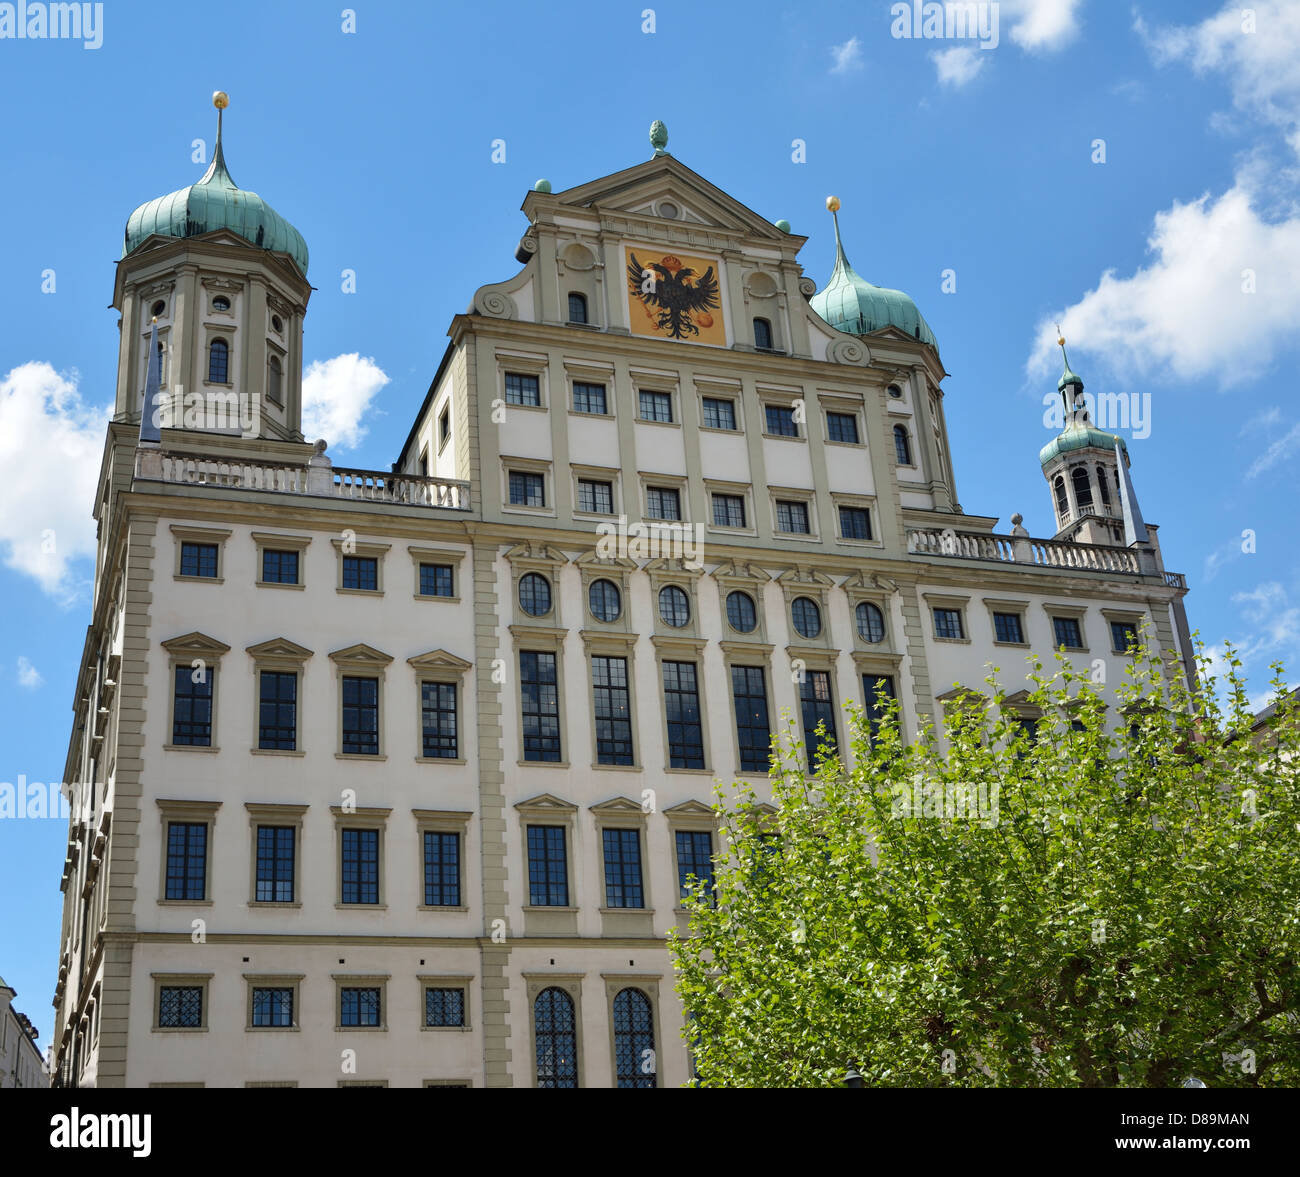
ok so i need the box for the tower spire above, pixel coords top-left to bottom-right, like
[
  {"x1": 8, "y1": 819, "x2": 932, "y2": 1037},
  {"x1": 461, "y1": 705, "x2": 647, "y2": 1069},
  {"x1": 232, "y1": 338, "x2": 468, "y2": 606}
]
[
  {"x1": 200, "y1": 90, "x2": 235, "y2": 187},
  {"x1": 826, "y1": 195, "x2": 850, "y2": 276}
]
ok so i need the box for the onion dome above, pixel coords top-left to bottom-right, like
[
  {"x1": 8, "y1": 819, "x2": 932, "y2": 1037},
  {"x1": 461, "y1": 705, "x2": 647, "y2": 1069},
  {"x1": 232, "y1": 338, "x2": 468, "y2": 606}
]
[
  {"x1": 123, "y1": 92, "x2": 308, "y2": 277},
  {"x1": 809, "y1": 196, "x2": 937, "y2": 350},
  {"x1": 1039, "y1": 335, "x2": 1127, "y2": 465}
]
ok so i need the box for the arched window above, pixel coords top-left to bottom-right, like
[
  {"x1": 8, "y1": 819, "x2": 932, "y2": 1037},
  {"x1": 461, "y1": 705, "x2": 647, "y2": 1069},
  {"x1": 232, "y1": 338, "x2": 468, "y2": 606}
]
[
  {"x1": 753, "y1": 317, "x2": 773, "y2": 350},
  {"x1": 893, "y1": 425, "x2": 912, "y2": 465},
  {"x1": 791, "y1": 597, "x2": 821, "y2": 639},
  {"x1": 1071, "y1": 466, "x2": 1093, "y2": 509},
  {"x1": 267, "y1": 355, "x2": 282, "y2": 404},
  {"x1": 725, "y1": 590, "x2": 757, "y2": 634},
  {"x1": 518, "y1": 572, "x2": 552, "y2": 617},
  {"x1": 612, "y1": 988, "x2": 656, "y2": 1088},
  {"x1": 207, "y1": 338, "x2": 229, "y2": 384},
  {"x1": 856, "y1": 602, "x2": 885, "y2": 643},
  {"x1": 588, "y1": 578, "x2": 621, "y2": 622},
  {"x1": 658, "y1": 585, "x2": 690, "y2": 628},
  {"x1": 568, "y1": 292, "x2": 588, "y2": 325},
  {"x1": 1054, "y1": 475, "x2": 1068, "y2": 516},
  {"x1": 534, "y1": 987, "x2": 577, "y2": 1088},
  {"x1": 1096, "y1": 463, "x2": 1111, "y2": 505}
]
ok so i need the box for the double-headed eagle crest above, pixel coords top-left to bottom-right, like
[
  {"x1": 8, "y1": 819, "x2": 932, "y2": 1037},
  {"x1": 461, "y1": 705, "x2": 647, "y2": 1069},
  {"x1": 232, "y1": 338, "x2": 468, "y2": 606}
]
[{"x1": 627, "y1": 252, "x2": 720, "y2": 340}]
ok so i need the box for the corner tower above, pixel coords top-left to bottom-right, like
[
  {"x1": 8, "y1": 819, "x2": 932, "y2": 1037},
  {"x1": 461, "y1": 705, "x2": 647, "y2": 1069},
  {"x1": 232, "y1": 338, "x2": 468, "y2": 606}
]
[{"x1": 111, "y1": 92, "x2": 312, "y2": 444}]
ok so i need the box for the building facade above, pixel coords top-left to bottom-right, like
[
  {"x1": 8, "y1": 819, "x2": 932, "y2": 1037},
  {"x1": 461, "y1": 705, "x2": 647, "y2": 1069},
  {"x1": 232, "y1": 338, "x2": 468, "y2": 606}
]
[
  {"x1": 49, "y1": 104, "x2": 1193, "y2": 1088},
  {"x1": 1, "y1": 976, "x2": 47, "y2": 1088}
]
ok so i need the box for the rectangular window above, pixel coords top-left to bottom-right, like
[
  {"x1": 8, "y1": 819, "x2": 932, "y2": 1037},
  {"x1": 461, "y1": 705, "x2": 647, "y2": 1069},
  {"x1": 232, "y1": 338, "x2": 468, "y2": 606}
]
[
  {"x1": 775, "y1": 500, "x2": 810, "y2": 534},
  {"x1": 526, "y1": 825, "x2": 569, "y2": 906},
  {"x1": 731, "y1": 664, "x2": 772, "y2": 773},
  {"x1": 342, "y1": 556, "x2": 378, "y2": 591},
  {"x1": 261, "y1": 549, "x2": 299, "y2": 585},
  {"x1": 165, "y1": 822, "x2": 207, "y2": 901},
  {"x1": 1111, "y1": 620, "x2": 1138, "y2": 653},
  {"x1": 255, "y1": 825, "x2": 295, "y2": 903},
  {"x1": 993, "y1": 612, "x2": 1025, "y2": 644},
  {"x1": 439, "y1": 405, "x2": 451, "y2": 448},
  {"x1": 712, "y1": 493, "x2": 746, "y2": 529},
  {"x1": 934, "y1": 608, "x2": 965, "y2": 640},
  {"x1": 662, "y1": 660, "x2": 704, "y2": 769},
  {"x1": 508, "y1": 471, "x2": 545, "y2": 507},
  {"x1": 800, "y1": 670, "x2": 838, "y2": 769},
  {"x1": 423, "y1": 831, "x2": 461, "y2": 907},
  {"x1": 258, "y1": 670, "x2": 297, "y2": 750},
  {"x1": 675, "y1": 830, "x2": 715, "y2": 902},
  {"x1": 340, "y1": 828, "x2": 380, "y2": 904},
  {"x1": 158, "y1": 986, "x2": 203, "y2": 1028},
  {"x1": 1053, "y1": 617, "x2": 1084, "y2": 649},
  {"x1": 419, "y1": 450, "x2": 429, "y2": 476},
  {"x1": 520, "y1": 651, "x2": 561, "y2": 762},
  {"x1": 172, "y1": 666, "x2": 213, "y2": 746},
  {"x1": 592, "y1": 655, "x2": 633, "y2": 766},
  {"x1": 601, "y1": 827, "x2": 644, "y2": 909},
  {"x1": 863, "y1": 674, "x2": 896, "y2": 739},
  {"x1": 418, "y1": 563, "x2": 454, "y2": 597},
  {"x1": 252, "y1": 987, "x2": 293, "y2": 1028},
  {"x1": 646, "y1": 486, "x2": 681, "y2": 521},
  {"x1": 340, "y1": 987, "x2": 381, "y2": 1028},
  {"x1": 638, "y1": 390, "x2": 673, "y2": 423},
  {"x1": 504, "y1": 372, "x2": 540, "y2": 407},
  {"x1": 826, "y1": 412, "x2": 860, "y2": 444},
  {"x1": 764, "y1": 405, "x2": 798, "y2": 437},
  {"x1": 341, "y1": 675, "x2": 379, "y2": 755},
  {"x1": 420, "y1": 681, "x2": 458, "y2": 759},
  {"x1": 572, "y1": 382, "x2": 607, "y2": 415},
  {"x1": 577, "y1": 479, "x2": 614, "y2": 515},
  {"x1": 179, "y1": 541, "x2": 218, "y2": 578},
  {"x1": 701, "y1": 397, "x2": 737, "y2": 430},
  {"x1": 425, "y1": 987, "x2": 466, "y2": 1028},
  {"x1": 838, "y1": 506, "x2": 871, "y2": 540}
]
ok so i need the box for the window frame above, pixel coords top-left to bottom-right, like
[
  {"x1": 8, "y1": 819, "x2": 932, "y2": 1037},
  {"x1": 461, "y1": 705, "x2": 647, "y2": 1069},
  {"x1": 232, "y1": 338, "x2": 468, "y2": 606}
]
[
  {"x1": 333, "y1": 974, "x2": 389, "y2": 1031},
  {"x1": 408, "y1": 648, "x2": 472, "y2": 765},
  {"x1": 413, "y1": 809, "x2": 472, "y2": 911},
  {"x1": 606, "y1": 980, "x2": 663, "y2": 1089},
  {"x1": 162, "y1": 632, "x2": 229, "y2": 753},
  {"x1": 636, "y1": 388, "x2": 675, "y2": 425},
  {"x1": 244, "y1": 973, "x2": 304, "y2": 1032},
  {"x1": 252, "y1": 531, "x2": 311, "y2": 590},
  {"x1": 502, "y1": 457, "x2": 553, "y2": 516},
  {"x1": 329, "y1": 643, "x2": 393, "y2": 760},
  {"x1": 331, "y1": 806, "x2": 392, "y2": 910},
  {"x1": 983, "y1": 599, "x2": 1030, "y2": 649},
  {"x1": 825, "y1": 409, "x2": 862, "y2": 446},
  {"x1": 419, "y1": 976, "x2": 473, "y2": 1032},
  {"x1": 152, "y1": 973, "x2": 212, "y2": 1032},
  {"x1": 157, "y1": 800, "x2": 219, "y2": 906},
  {"x1": 924, "y1": 593, "x2": 971, "y2": 644},
  {"x1": 245, "y1": 802, "x2": 308, "y2": 908},
  {"x1": 526, "y1": 976, "x2": 584, "y2": 1089},
  {"x1": 246, "y1": 637, "x2": 312, "y2": 757},
  {"x1": 331, "y1": 539, "x2": 391, "y2": 596},
  {"x1": 408, "y1": 546, "x2": 466, "y2": 602},
  {"x1": 171, "y1": 524, "x2": 231, "y2": 584}
]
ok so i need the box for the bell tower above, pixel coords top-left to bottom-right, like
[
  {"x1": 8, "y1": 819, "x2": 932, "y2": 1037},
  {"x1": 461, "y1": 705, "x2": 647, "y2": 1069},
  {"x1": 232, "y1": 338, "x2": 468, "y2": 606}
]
[{"x1": 111, "y1": 92, "x2": 312, "y2": 445}]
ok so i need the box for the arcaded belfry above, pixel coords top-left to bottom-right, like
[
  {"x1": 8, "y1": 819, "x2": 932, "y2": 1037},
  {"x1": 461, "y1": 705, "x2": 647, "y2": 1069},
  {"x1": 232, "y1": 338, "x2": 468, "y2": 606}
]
[{"x1": 51, "y1": 110, "x2": 1193, "y2": 1088}]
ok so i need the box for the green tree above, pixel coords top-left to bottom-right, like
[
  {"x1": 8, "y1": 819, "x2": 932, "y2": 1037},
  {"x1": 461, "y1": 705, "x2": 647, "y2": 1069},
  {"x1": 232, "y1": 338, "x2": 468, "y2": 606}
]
[{"x1": 671, "y1": 645, "x2": 1300, "y2": 1087}]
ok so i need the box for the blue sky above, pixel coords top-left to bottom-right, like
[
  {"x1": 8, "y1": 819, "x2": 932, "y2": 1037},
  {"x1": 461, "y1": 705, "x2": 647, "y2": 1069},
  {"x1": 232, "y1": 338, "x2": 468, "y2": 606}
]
[{"x1": 2, "y1": 0, "x2": 1298, "y2": 1050}]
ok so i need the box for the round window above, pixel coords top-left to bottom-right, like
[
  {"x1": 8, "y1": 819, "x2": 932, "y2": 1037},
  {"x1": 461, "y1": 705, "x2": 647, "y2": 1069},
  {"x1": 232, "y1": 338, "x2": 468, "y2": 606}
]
[
  {"x1": 271, "y1": 314, "x2": 283, "y2": 333},
  {"x1": 725, "y1": 590, "x2": 757, "y2": 634},
  {"x1": 887, "y1": 384, "x2": 903, "y2": 398},
  {"x1": 518, "y1": 572, "x2": 552, "y2": 617},
  {"x1": 212, "y1": 296, "x2": 231, "y2": 312},
  {"x1": 856, "y1": 602, "x2": 885, "y2": 643},
  {"x1": 588, "y1": 578, "x2": 621, "y2": 623},
  {"x1": 658, "y1": 200, "x2": 679, "y2": 220},
  {"x1": 791, "y1": 597, "x2": 822, "y2": 639},
  {"x1": 150, "y1": 300, "x2": 166, "y2": 318},
  {"x1": 658, "y1": 585, "x2": 690, "y2": 628}
]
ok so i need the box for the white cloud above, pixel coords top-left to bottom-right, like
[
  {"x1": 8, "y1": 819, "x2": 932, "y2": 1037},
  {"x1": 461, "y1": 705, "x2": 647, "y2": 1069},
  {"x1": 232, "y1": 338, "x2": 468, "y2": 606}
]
[
  {"x1": 1005, "y1": 0, "x2": 1084, "y2": 52},
  {"x1": 16, "y1": 656, "x2": 44, "y2": 690},
  {"x1": 830, "y1": 36, "x2": 863, "y2": 75},
  {"x1": 1201, "y1": 581, "x2": 1300, "y2": 706},
  {"x1": 1137, "y1": 1, "x2": 1300, "y2": 157},
  {"x1": 0, "y1": 363, "x2": 108, "y2": 603},
  {"x1": 301, "y1": 354, "x2": 390, "y2": 452},
  {"x1": 1028, "y1": 175, "x2": 1300, "y2": 387},
  {"x1": 931, "y1": 46, "x2": 985, "y2": 88},
  {"x1": 1203, "y1": 535, "x2": 1247, "y2": 582},
  {"x1": 1246, "y1": 420, "x2": 1300, "y2": 479},
  {"x1": 1240, "y1": 405, "x2": 1281, "y2": 434}
]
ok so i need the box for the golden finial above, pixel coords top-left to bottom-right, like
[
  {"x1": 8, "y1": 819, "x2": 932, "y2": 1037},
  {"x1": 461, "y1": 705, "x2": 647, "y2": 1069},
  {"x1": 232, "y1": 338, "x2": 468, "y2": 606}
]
[
  {"x1": 213, "y1": 91, "x2": 229, "y2": 110},
  {"x1": 151, "y1": 316, "x2": 158, "y2": 324},
  {"x1": 826, "y1": 195, "x2": 841, "y2": 212},
  {"x1": 1056, "y1": 322, "x2": 1066, "y2": 348}
]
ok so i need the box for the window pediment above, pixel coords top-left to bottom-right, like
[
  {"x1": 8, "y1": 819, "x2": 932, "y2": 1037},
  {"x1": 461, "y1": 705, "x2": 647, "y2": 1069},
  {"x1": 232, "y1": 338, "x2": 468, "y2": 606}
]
[{"x1": 161, "y1": 632, "x2": 231, "y2": 657}]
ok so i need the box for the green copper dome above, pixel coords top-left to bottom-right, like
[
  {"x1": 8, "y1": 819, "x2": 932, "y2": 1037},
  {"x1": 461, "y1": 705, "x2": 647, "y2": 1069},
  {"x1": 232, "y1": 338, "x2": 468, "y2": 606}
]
[
  {"x1": 809, "y1": 206, "x2": 937, "y2": 350},
  {"x1": 123, "y1": 113, "x2": 308, "y2": 277},
  {"x1": 1039, "y1": 422, "x2": 1128, "y2": 466}
]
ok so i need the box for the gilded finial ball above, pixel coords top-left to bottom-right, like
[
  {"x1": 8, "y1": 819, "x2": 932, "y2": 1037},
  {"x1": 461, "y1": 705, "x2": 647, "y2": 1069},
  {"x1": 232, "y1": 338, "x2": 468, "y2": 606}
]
[
  {"x1": 212, "y1": 91, "x2": 229, "y2": 110},
  {"x1": 826, "y1": 195, "x2": 841, "y2": 212},
  {"x1": 533, "y1": 179, "x2": 552, "y2": 193},
  {"x1": 1058, "y1": 335, "x2": 1066, "y2": 347},
  {"x1": 649, "y1": 120, "x2": 668, "y2": 153},
  {"x1": 775, "y1": 219, "x2": 791, "y2": 234}
]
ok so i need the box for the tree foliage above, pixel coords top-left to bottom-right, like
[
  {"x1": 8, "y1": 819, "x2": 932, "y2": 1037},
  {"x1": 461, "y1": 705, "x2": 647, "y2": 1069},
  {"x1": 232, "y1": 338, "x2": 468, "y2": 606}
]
[{"x1": 671, "y1": 644, "x2": 1300, "y2": 1087}]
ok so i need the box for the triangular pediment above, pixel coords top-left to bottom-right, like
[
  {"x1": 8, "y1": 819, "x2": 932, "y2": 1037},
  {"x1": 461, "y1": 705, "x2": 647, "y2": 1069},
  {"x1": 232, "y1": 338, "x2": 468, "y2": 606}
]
[
  {"x1": 504, "y1": 542, "x2": 568, "y2": 568},
  {"x1": 245, "y1": 637, "x2": 314, "y2": 661},
  {"x1": 161, "y1": 631, "x2": 231, "y2": 656},
  {"x1": 589, "y1": 796, "x2": 647, "y2": 815},
  {"x1": 575, "y1": 549, "x2": 637, "y2": 572},
  {"x1": 663, "y1": 799, "x2": 717, "y2": 819},
  {"x1": 936, "y1": 686, "x2": 988, "y2": 706},
  {"x1": 776, "y1": 565, "x2": 836, "y2": 588},
  {"x1": 514, "y1": 793, "x2": 578, "y2": 814},
  {"x1": 548, "y1": 155, "x2": 790, "y2": 242},
  {"x1": 328, "y1": 643, "x2": 393, "y2": 667},
  {"x1": 407, "y1": 649, "x2": 473, "y2": 672}
]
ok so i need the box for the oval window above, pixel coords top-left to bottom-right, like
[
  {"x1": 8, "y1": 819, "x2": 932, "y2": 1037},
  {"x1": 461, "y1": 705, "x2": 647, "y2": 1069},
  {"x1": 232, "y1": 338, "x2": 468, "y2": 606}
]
[
  {"x1": 588, "y1": 578, "x2": 621, "y2": 623},
  {"x1": 725, "y1": 590, "x2": 757, "y2": 634},
  {"x1": 856, "y1": 602, "x2": 885, "y2": 643},
  {"x1": 791, "y1": 597, "x2": 821, "y2": 639},
  {"x1": 212, "y1": 295, "x2": 231, "y2": 312},
  {"x1": 518, "y1": 572, "x2": 552, "y2": 617},
  {"x1": 658, "y1": 585, "x2": 690, "y2": 628}
]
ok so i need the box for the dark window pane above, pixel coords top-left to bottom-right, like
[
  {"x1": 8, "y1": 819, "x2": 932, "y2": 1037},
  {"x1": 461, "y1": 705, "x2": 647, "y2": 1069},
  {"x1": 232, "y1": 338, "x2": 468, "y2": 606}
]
[
  {"x1": 753, "y1": 318, "x2": 773, "y2": 350},
  {"x1": 701, "y1": 397, "x2": 736, "y2": 430},
  {"x1": 258, "y1": 670, "x2": 297, "y2": 750},
  {"x1": 423, "y1": 831, "x2": 461, "y2": 907},
  {"x1": 420, "y1": 681, "x2": 458, "y2": 759},
  {"x1": 864, "y1": 674, "x2": 896, "y2": 740},
  {"x1": 180, "y1": 541, "x2": 219, "y2": 578},
  {"x1": 731, "y1": 665, "x2": 771, "y2": 773},
  {"x1": 1053, "y1": 617, "x2": 1084, "y2": 649},
  {"x1": 534, "y1": 987, "x2": 577, "y2": 1088},
  {"x1": 676, "y1": 829, "x2": 715, "y2": 902},
  {"x1": 419, "y1": 563, "x2": 454, "y2": 597},
  {"x1": 504, "y1": 372, "x2": 540, "y2": 406},
  {"x1": 765, "y1": 405, "x2": 798, "y2": 436},
  {"x1": 172, "y1": 665, "x2": 213, "y2": 746},
  {"x1": 577, "y1": 479, "x2": 614, "y2": 514},
  {"x1": 726, "y1": 591, "x2": 757, "y2": 633},
  {"x1": 255, "y1": 825, "x2": 295, "y2": 903},
  {"x1": 646, "y1": 486, "x2": 681, "y2": 521},
  {"x1": 165, "y1": 822, "x2": 207, "y2": 901},
  {"x1": 791, "y1": 597, "x2": 821, "y2": 639},
  {"x1": 340, "y1": 986, "x2": 380, "y2": 1027},
  {"x1": 508, "y1": 471, "x2": 546, "y2": 507},
  {"x1": 588, "y1": 578, "x2": 621, "y2": 622},
  {"x1": 341, "y1": 676, "x2": 379, "y2": 755},
  {"x1": 572, "y1": 381, "x2": 607, "y2": 414},
  {"x1": 776, "y1": 500, "x2": 810, "y2": 534},
  {"x1": 592, "y1": 655, "x2": 633, "y2": 765},
  {"x1": 425, "y1": 987, "x2": 466, "y2": 1027},
  {"x1": 856, "y1": 602, "x2": 885, "y2": 643},
  {"x1": 518, "y1": 572, "x2": 552, "y2": 616},
  {"x1": 639, "y1": 390, "x2": 673, "y2": 422},
  {"x1": 663, "y1": 660, "x2": 705, "y2": 769},
  {"x1": 567, "y1": 293, "x2": 588, "y2": 325},
  {"x1": 341, "y1": 556, "x2": 378, "y2": 591},
  {"x1": 934, "y1": 608, "x2": 964, "y2": 640},
  {"x1": 159, "y1": 986, "x2": 202, "y2": 1028},
  {"x1": 207, "y1": 339, "x2": 228, "y2": 384},
  {"x1": 712, "y1": 494, "x2": 746, "y2": 528},
  {"x1": 613, "y1": 988, "x2": 656, "y2": 1088},
  {"x1": 602, "y1": 827, "x2": 644, "y2": 909},
  {"x1": 1112, "y1": 620, "x2": 1138, "y2": 653},
  {"x1": 527, "y1": 825, "x2": 569, "y2": 906},
  {"x1": 894, "y1": 425, "x2": 912, "y2": 465},
  {"x1": 827, "y1": 412, "x2": 859, "y2": 444},
  {"x1": 340, "y1": 828, "x2": 379, "y2": 904},
  {"x1": 838, "y1": 506, "x2": 871, "y2": 540},
  {"x1": 800, "y1": 669, "x2": 838, "y2": 770},
  {"x1": 252, "y1": 987, "x2": 293, "y2": 1028},
  {"x1": 658, "y1": 585, "x2": 690, "y2": 628},
  {"x1": 994, "y1": 612, "x2": 1024, "y2": 644},
  {"x1": 520, "y1": 651, "x2": 561, "y2": 762},
  {"x1": 261, "y1": 548, "x2": 298, "y2": 585}
]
